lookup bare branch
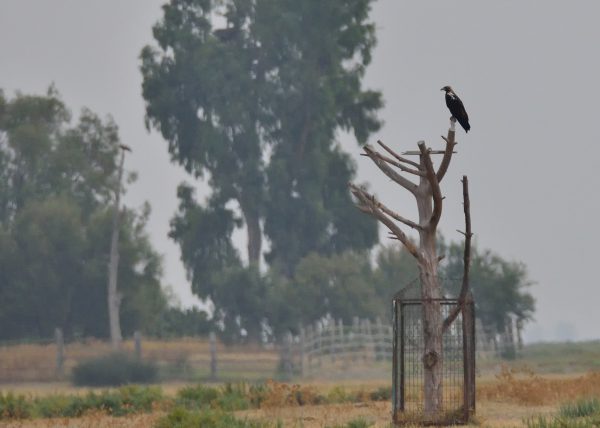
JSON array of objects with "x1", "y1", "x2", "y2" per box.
[
  {"x1": 349, "y1": 183, "x2": 421, "y2": 259},
  {"x1": 355, "y1": 193, "x2": 421, "y2": 230},
  {"x1": 443, "y1": 176, "x2": 473, "y2": 332},
  {"x1": 418, "y1": 142, "x2": 443, "y2": 229},
  {"x1": 402, "y1": 150, "x2": 453, "y2": 155},
  {"x1": 363, "y1": 150, "x2": 425, "y2": 176},
  {"x1": 362, "y1": 145, "x2": 418, "y2": 194},
  {"x1": 376, "y1": 140, "x2": 421, "y2": 169},
  {"x1": 437, "y1": 128, "x2": 457, "y2": 182}
]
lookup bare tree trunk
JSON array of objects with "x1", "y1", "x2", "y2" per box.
[
  {"x1": 107, "y1": 150, "x2": 125, "y2": 350},
  {"x1": 417, "y1": 154, "x2": 444, "y2": 417},
  {"x1": 245, "y1": 208, "x2": 262, "y2": 267}
]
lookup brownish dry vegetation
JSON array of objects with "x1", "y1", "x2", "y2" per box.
[{"x1": 0, "y1": 338, "x2": 279, "y2": 383}]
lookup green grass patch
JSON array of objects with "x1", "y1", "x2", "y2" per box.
[
  {"x1": 525, "y1": 397, "x2": 600, "y2": 428},
  {"x1": 154, "y1": 407, "x2": 270, "y2": 428},
  {"x1": 0, "y1": 386, "x2": 164, "y2": 420},
  {"x1": 559, "y1": 397, "x2": 600, "y2": 418}
]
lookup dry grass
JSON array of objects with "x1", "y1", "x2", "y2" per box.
[
  {"x1": 2, "y1": 372, "x2": 600, "y2": 426},
  {"x1": 0, "y1": 411, "x2": 162, "y2": 427},
  {"x1": 479, "y1": 366, "x2": 600, "y2": 405}
]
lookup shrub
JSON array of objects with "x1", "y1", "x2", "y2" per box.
[
  {"x1": 0, "y1": 393, "x2": 31, "y2": 419},
  {"x1": 33, "y1": 394, "x2": 86, "y2": 418},
  {"x1": 72, "y1": 353, "x2": 157, "y2": 386},
  {"x1": 559, "y1": 398, "x2": 600, "y2": 419},
  {"x1": 327, "y1": 386, "x2": 351, "y2": 403},
  {"x1": 154, "y1": 407, "x2": 267, "y2": 428},
  {"x1": 524, "y1": 415, "x2": 599, "y2": 428},
  {"x1": 176, "y1": 384, "x2": 219, "y2": 409},
  {"x1": 214, "y1": 383, "x2": 251, "y2": 411},
  {"x1": 369, "y1": 386, "x2": 392, "y2": 401}
]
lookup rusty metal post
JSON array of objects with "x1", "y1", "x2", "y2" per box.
[
  {"x1": 462, "y1": 292, "x2": 476, "y2": 421},
  {"x1": 55, "y1": 327, "x2": 64, "y2": 378}
]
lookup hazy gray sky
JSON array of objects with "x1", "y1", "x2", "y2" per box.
[{"x1": 2, "y1": 1, "x2": 599, "y2": 342}]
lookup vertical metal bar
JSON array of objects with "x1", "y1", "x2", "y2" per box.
[
  {"x1": 471, "y1": 299, "x2": 476, "y2": 414},
  {"x1": 462, "y1": 295, "x2": 476, "y2": 422},
  {"x1": 462, "y1": 301, "x2": 468, "y2": 422},
  {"x1": 400, "y1": 302, "x2": 405, "y2": 412},
  {"x1": 392, "y1": 299, "x2": 398, "y2": 421}
]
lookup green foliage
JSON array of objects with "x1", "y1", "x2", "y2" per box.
[
  {"x1": 214, "y1": 383, "x2": 251, "y2": 411},
  {"x1": 524, "y1": 398, "x2": 600, "y2": 428},
  {"x1": 369, "y1": 386, "x2": 392, "y2": 402},
  {"x1": 0, "y1": 393, "x2": 31, "y2": 419},
  {"x1": 154, "y1": 407, "x2": 268, "y2": 428},
  {"x1": 146, "y1": 306, "x2": 213, "y2": 338},
  {"x1": 71, "y1": 353, "x2": 158, "y2": 386},
  {"x1": 524, "y1": 415, "x2": 600, "y2": 428},
  {"x1": 290, "y1": 251, "x2": 378, "y2": 326},
  {"x1": 441, "y1": 241, "x2": 535, "y2": 335},
  {"x1": 559, "y1": 398, "x2": 600, "y2": 419},
  {"x1": 176, "y1": 384, "x2": 219, "y2": 409},
  {"x1": 326, "y1": 418, "x2": 373, "y2": 428},
  {"x1": 0, "y1": 88, "x2": 169, "y2": 340},
  {"x1": 0, "y1": 386, "x2": 163, "y2": 420},
  {"x1": 141, "y1": 0, "x2": 382, "y2": 340}
]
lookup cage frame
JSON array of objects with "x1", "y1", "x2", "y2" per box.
[{"x1": 392, "y1": 296, "x2": 476, "y2": 425}]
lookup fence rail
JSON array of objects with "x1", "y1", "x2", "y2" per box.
[{"x1": 0, "y1": 317, "x2": 513, "y2": 384}]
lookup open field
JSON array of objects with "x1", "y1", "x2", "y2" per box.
[
  {"x1": 0, "y1": 338, "x2": 280, "y2": 383},
  {"x1": 2, "y1": 369, "x2": 600, "y2": 427},
  {"x1": 3, "y1": 341, "x2": 600, "y2": 426}
]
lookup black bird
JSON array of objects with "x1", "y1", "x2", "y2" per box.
[{"x1": 441, "y1": 86, "x2": 470, "y2": 132}]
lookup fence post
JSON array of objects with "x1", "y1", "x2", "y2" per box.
[
  {"x1": 305, "y1": 324, "x2": 313, "y2": 376},
  {"x1": 375, "y1": 317, "x2": 383, "y2": 361},
  {"x1": 330, "y1": 321, "x2": 337, "y2": 363},
  {"x1": 337, "y1": 319, "x2": 344, "y2": 366},
  {"x1": 365, "y1": 319, "x2": 373, "y2": 361},
  {"x1": 209, "y1": 331, "x2": 217, "y2": 381},
  {"x1": 315, "y1": 321, "x2": 322, "y2": 368},
  {"x1": 299, "y1": 326, "x2": 306, "y2": 377},
  {"x1": 352, "y1": 317, "x2": 359, "y2": 361},
  {"x1": 55, "y1": 327, "x2": 64, "y2": 378},
  {"x1": 281, "y1": 331, "x2": 293, "y2": 380},
  {"x1": 462, "y1": 293, "x2": 476, "y2": 421},
  {"x1": 134, "y1": 331, "x2": 142, "y2": 360}
]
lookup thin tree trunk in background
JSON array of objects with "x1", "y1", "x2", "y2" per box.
[
  {"x1": 107, "y1": 149, "x2": 125, "y2": 350},
  {"x1": 244, "y1": 207, "x2": 262, "y2": 267}
]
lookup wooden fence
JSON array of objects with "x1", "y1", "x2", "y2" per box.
[
  {"x1": 280, "y1": 317, "x2": 394, "y2": 379},
  {"x1": 0, "y1": 317, "x2": 513, "y2": 384}
]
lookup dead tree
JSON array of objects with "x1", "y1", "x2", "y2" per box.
[{"x1": 350, "y1": 118, "x2": 466, "y2": 417}]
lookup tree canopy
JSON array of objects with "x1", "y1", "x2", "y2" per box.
[
  {"x1": 141, "y1": 0, "x2": 383, "y2": 337},
  {"x1": 141, "y1": 0, "x2": 381, "y2": 276},
  {"x1": 0, "y1": 88, "x2": 168, "y2": 339}
]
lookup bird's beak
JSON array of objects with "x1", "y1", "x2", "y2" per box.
[{"x1": 440, "y1": 87, "x2": 445, "y2": 91}]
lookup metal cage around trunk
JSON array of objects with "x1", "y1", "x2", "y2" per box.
[{"x1": 392, "y1": 296, "x2": 475, "y2": 425}]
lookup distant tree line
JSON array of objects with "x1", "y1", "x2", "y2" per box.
[
  {"x1": 0, "y1": 88, "x2": 178, "y2": 340},
  {"x1": 0, "y1": 0, "x2": 536, "y2": 344}
]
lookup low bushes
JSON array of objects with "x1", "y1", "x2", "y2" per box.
[
  {"x1": 72, "y1": 353, "x2": 158, "y2": 386},
  {"x1": 0, "y1": 380, "x2": 390, "y2": 422},
  {"x1": 155, "y1": 407, "x2": 269, "y2": 428},
  {"x1": 0, "y1": 386, "x2": 164, "y2": 419},
  {"x1": 0, "y1": 393, "x2": 31, "y2": 418},
  {"x1": 525, "y1": 397, "x2": 600, "y2": 428}
]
